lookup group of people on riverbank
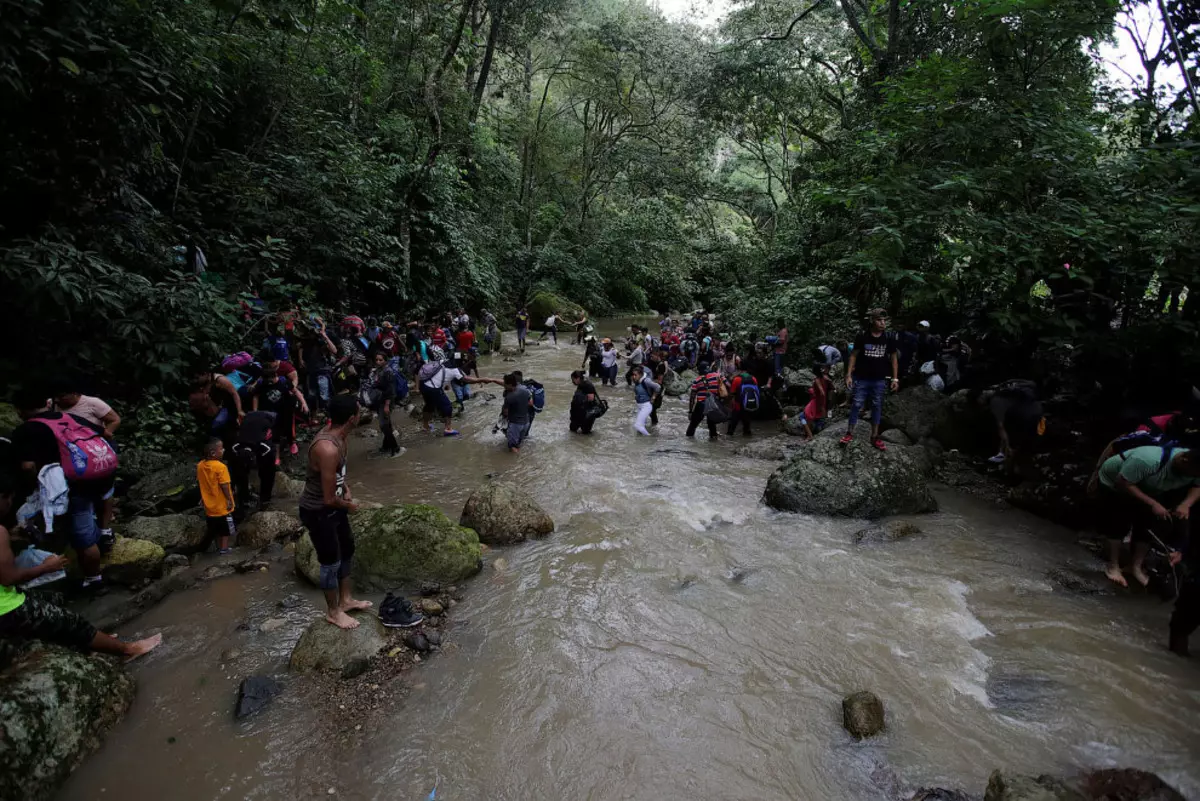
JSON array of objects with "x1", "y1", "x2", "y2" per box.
[{"x1": 1, "y1": 301, "x2": 1199, "y2": 660}]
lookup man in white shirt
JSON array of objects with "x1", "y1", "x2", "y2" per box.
[{"x1": 417, "y1": 354, "x2": 503, "y2": 436}]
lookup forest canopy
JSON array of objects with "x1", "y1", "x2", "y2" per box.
[{"x1": 1, "y1": 0, "x2": 1198, "y2": 407}]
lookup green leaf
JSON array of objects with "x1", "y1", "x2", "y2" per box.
[{"x1": 57, "y1": 57, "x2": 80, "y2": 75}]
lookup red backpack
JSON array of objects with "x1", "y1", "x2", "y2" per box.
[{"x1": 33, "y1": 415, "x2": 119, "y2": 481}]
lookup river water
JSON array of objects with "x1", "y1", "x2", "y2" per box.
[{"x1": 58, "y1": 318, "x2": 1200, "y2": 801}]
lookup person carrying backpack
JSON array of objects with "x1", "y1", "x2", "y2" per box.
[
  {"x1": 686, "y1": 369, "x2": 727, "y2": 439},
  {"x1": 727, "y1": 371, "x2": 761, "y2": 437},
  {"x1": 10, "y1": 389, "x2": 120, "y2": 591},
  {"x1": 1094, "y1": 444, "x2": 1200, "y2": 588}
]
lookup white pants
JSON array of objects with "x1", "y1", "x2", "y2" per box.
[{"x1": 634, "y1": 402, "x2": 653, "y2": 435}]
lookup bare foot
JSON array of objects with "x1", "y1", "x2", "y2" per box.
[
  {"x1": 123, "y1": 633, "x2": 163, "y2": 663},
  {"x1": 325, "y1": 610, "x2": 360, "y2": 629},
  {"x1": 342, "y1": 598, "x2": 373, "y2": 612},
  {"x1": 1105, "y1": 564, "x2": 1128, "y2": 587},
  {"x1": 1132, "y1": 566, "x2": 1150, "y2": 587}
]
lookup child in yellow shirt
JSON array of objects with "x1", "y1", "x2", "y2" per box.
[{"x1": 197, "y1": 439, "x2": 236, "y2": 554}]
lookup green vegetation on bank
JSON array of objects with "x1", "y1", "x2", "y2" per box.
[{"x1": 1, "y1": 0, "x2": 1198, "y2": 411}]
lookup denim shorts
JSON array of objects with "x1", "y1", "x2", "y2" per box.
[{"x1": 66, "y1": 493, "x2": 100, "y2": 550}]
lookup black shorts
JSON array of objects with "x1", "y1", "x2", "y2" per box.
[
  {"x1": 0, "y1": 595, "x2": 96, "y2": 649},
  {"x1": 300, "y1": 507, "x2": 354, "y2": 588},
  {"x1": 1095, "y1": 485, "x2": 1190, "y2": 546},
  {"x1": 207, "y1": 515, "x2": 235, "y2": 541}
]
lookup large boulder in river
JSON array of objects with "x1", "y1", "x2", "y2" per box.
[
  {"x1": 296, "y1": 503, "x2": 482, "y2": 590},
  {"x1": 237, "y1": 511, "x2": 304, "y2": 549},
  {"x1": 0, "y1": 643, "x2": 135, "y2": 801},
  {"x1": 123, "y1": 463, "x2": 199, "y2": 516},
  {"x1": 984, "y1": 772, "x2": 1084, "y2": 801},
  {"x1": 881, "y1": 386, "x2": 949, "y2": 442},
  {"x1": 842, "y1": 691, "x2": 885, "y2": 739},
  {"x1": 95, "y1": 537, "x2": 164, "y2": 586},
  {"x1": 124, "y1": 513, "x2": 207, "y2": 553},
  {"x1": 528, "y1": 291, "x2": 585, "y2": 324},
  {"x1": 289, "y1": 613, "x2": 387, "y2": 673},
  {"x1": 662, "y1": 369, "x2": 687, "y2": 397},
  {"x1": 764, "y1": 423, "x2": 936, "y2": 518},
  {"x1": 459, "y1": 483, "x2": 554, "y2": 545}
]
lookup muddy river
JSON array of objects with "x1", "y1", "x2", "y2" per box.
[{"x1": 58, "y1": 318, "x2": 1200, "y2": 800}]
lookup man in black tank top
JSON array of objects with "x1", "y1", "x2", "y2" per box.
[{"x1": 298, "y1": 395, "x2": 374, "y2": 629}]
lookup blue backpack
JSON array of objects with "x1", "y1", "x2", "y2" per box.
[
  {"x1": 394, "y1": 371, "x2": 409, "y2": 402},
  {"x1": 524, "y1": 379, "x2": 546, "y2": 414},
  {"x1": 740, "y1": 379, "x2": 761, "y2": 412},
  {"x1": 267, "y1": 336, "x2": 290, "y2": 362}
]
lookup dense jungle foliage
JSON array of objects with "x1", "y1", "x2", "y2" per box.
[{"x1": 1, "y1": 0, "x2": 1198, "y2": 410}]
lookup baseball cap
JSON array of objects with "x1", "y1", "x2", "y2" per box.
[{"x1": 918, "y1": 320, "x2": 930, "y2": 329}]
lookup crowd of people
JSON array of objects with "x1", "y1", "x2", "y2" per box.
[{"x1": 0, "y1": 303, "x2": 1197, "y2": 658}]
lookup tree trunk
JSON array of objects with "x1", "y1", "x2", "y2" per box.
[{"x1": 469, "y1": 2, "x2": 504, "y2": 124}]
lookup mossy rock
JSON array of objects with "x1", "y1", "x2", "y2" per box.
[
  {"x1": 527, "y1": 291, "x2": 585, "y2": 325},
  {"x1": 123, "y1": 463, "x2": 199, "y2": 516},
  {"x1": 0, "y1": 402, "x2": 22, "y2": 437},
  {"x1": 237, "y1": 511, "x2": 303, "y2": 549},
  {"x1": 124, "y1": 514, "x2": 208, "y2": 554},
  {"x1": 460, "y1": 483, "x2": 554, "y2": 546},
  {"x1": 295, "y1": 503, "x2": 482, "y2": 590},
  {"x1": 271, "y1": 473, "x2": 306, "y2": 501},
  {"x1": 0, "y1": 643, "x2": 135, "y2": 801},
  {"x1": 99, "y1": 537, "x2": 165, "y2": 586},
  {"x1": 289, "y1": 613, "x2": 387, "y2": 673}
]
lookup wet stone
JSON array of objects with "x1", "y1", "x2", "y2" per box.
[
  {"x1": 235, "y1": 675, "x2": 281, "y2": 719},
  {"x1": 403, "y1": 632, "x2": 430, "y2": 653},
  {"x1": 842, "y1": 691, "x2": 885, "y2": 739},
  {"x1": 420, "y1": 599, "x2": 444, "y2": 616},
  {"x1": 340, "y1": 658, "x2": 371, "y2": 680},
  {"x1": 425, "y1": 631, "x2": 442, "y2": 647}
]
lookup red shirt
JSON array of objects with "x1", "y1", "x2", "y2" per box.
[
  {"x1": 804, "y1": 376, "x2": 830, "y2": 421},
  {"x1": 431, "y1": 328, "x2": 448, "y2": 348},
  {"x1": 730, "y1": 374, "x2": 758, "y2": 411},
  {"x1": 456, "y1": 330, "x2": 476, "y2": 352},
  {"x1": 377, "y1": 331, "x2": 402, "y2": 357},
  {"x1": 690, "y1": 372, "x2": 724, "y2": 403}
]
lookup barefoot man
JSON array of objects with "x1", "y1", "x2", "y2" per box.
[{"x1": 298, "y1": 395, "x2": 372, "y2": 629}]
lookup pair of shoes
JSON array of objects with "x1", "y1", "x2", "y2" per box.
[
  {"x1": 443, "y1": 429, "x2": 460, "y2": 437},
  {"x1": 380, "y1": 593, "x2": 424, "y2": 628},
  {"x1": 872, "y1": 438, "x2": 887, "y2": 451},
  {"x1": 839, "y1": 433, "x2": 854, "y2": 446},
  {"x1": 987, "y1": 452, "x2": 1006, "y2": 464}
]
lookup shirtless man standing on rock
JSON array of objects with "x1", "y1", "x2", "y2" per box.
[{"x1": 298, "y1": 395, "x2": 373, "y2": 629}]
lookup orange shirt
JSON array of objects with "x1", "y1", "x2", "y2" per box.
[{"x1": 197, "y1": 459, "x2": 233, "y2": 517}]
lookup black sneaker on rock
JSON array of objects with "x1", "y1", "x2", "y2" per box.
[{"x1": 380, "y1": 593, "x2": 424, "y2": 628}]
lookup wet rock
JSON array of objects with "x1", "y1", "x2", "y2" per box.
[
  {"x1": 124, "y1": 463, "x2": 200, "y2": 516},
  {"x1": 163, "y1": 553, "x2": 191, "y2": 574},
  {"x1": 986, "y1": 675, "x2": 1060, "y2": 716},
  {"x1": 340, "y1": 658, "x2": 371, "y2": 680},
  {"x1": 736, "y1": 437, "x2": 805, "y2": 461},
  {"x1": 295, "y1": 504, "x2": 482, "y2": 590},
  {"x1": 881, "y1": 386, "x2": 949, "y2": 442},
  {"x1": 419, "y1": 581, "x2": 443, "y2": 596},
  {"x1": 220, "y1": 647, "x2": 243, "y2": 662},
  {"x1": 289, "y1": 613, "x2": 387, "y2": 673},
  {"x1": 527, "y1": 290, "x2": 585, "y2": 325},
  {"x1": 425, "y1": 630, "x2": 442, "y2": 647},
  {"x1": 881, "y1": 428, "x2": 913, "y2": 446},
  {"x1": 459, "y1": 483, "x2": 555, "y2": 546},
  {"x1": 116, "y1": 448, "x2": 176, "y2": 485},
  {"x1": 124, "y1": 513, "x2": 207, "y2": 553},
  {"x1": 854, "y1": 520, "x2": 922, "y2": 545},
  {"x1": 237, "y1": 511, "x2": 304, "y2": 550},
  {"x1": 1046, "y1": 568, "x2": 1113, "y2": 596},
  {"x1": 235, "y1": 675, "x2": 281, "y2": 719},
  {"x1": 765, "y1": 423, "x2": 937, "y2": 519},
  {"x1": 911, "y1": 791, "x2": 973, "y2": 801},
  {"x1": 278, "y1": 593, "x2": 305, "y2": 610},
  {"x1": 260, "y1": 617, "x2": 287, "y2": 633},
  {"x1": 403, "y1": 632, "x2": 431, "y2": 653},
  {"x1": 420, "y1": 599, "x2": 444, "y2": 616},
  {"x1": 842, "y1": 691, "x2": 885, "y2": 739},
  {"x1": 984, "y1": 771, "x2": 1084, "y2": 801},
  {"x1": 97, "y1": 536, "x2": 165, "y2": 586},
  {"x1": 725, "y1": 566, "x2": 754, "y2": 583},
  {"x1": 1079, "y1": 768, "x2": 1184, "y2": 800},
  {"x1": 0, "y1": 643, "x2": 135, "y2": 800},
  {"x1": 234, "y1": 560, "x2": 270, "y2": 574},
  {"x1": 270, "y1": 473, "x2": 306, "y2": 501},
  {"x1": 200, "y1": 564, "x2": 236, "y2": 581}
]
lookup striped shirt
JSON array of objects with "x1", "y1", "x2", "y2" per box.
[{"x1": 690, "y1": 372, "x2": 724, "y2": 402}]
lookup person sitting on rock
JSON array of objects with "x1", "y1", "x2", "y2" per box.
[
  {"x1": 840, "y1": 309, "x2": 899, "y2": 450},
  {"x1": 1094, "y1": 443, "x2": 1200, "y2": 588},
  {"x1": 0, "y1": 471, "x2": 161, "y2": 660}
]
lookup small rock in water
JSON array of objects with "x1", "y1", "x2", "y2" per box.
[
  {"x1": 492, "y1": 557, "x2": 509, "y2": 573},
  {"x1": 404, "y1": 632, "x2": 430, "y2": 653},
  {"x1": 219, "y1": 648, "x2": 242, "y2": 663},
  {"x1": 420, "y1": 599, "x2": 444, "y2": 616},
  {"x1": 235, "y1": 675, "x2": 281, "y2": 719},
  {"x1": 725, "y1": 566, "x2": 753, "y2": 584},
  {"x1": 234, "y1": 560, "x2": 270, "y2": 574},
  {"x1": 340, "y1": 658, "x2": 371, "y2": 680},
  {"x1": 984, "y1": 771, "x2": 1084, "y2": 801},
  {"x1": 419, "y1": 582, "x2": 442, "y2": 596},
  {"x1": 842, "y1": 691, "x2": 885, "y2": 739},
  {"x1": 425, "y1": 631, "x2": 442, "y2": 647},
  {"x1": 854, "y1": 521, "x2": 922, "y2": 546},
  {"x1": 277, "y1": 594, "x2": 305, "y2": 610},
  {"x1": 259, "y1": 617, "x2": 287, "y2": 633}
]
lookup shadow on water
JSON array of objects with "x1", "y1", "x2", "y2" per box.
[{"x1": 59, "y1": 318, "x2": 1200, "y2": 801}]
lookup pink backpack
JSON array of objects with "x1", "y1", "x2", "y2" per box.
[
  {"x1": 34, "y1": 416, "x2": 119, "y2": 481},
  {"x1": 221, "y1": 351, "x2": 254, "y2": 372}
]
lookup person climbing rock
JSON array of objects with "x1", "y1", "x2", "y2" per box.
[{"x1": 840, "y1": 309, "x2": 899, "y2": 450}]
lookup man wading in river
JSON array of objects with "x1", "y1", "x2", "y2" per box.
[{"x1": 298, "y1": 396, "x2": 412, "y2": 629}]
